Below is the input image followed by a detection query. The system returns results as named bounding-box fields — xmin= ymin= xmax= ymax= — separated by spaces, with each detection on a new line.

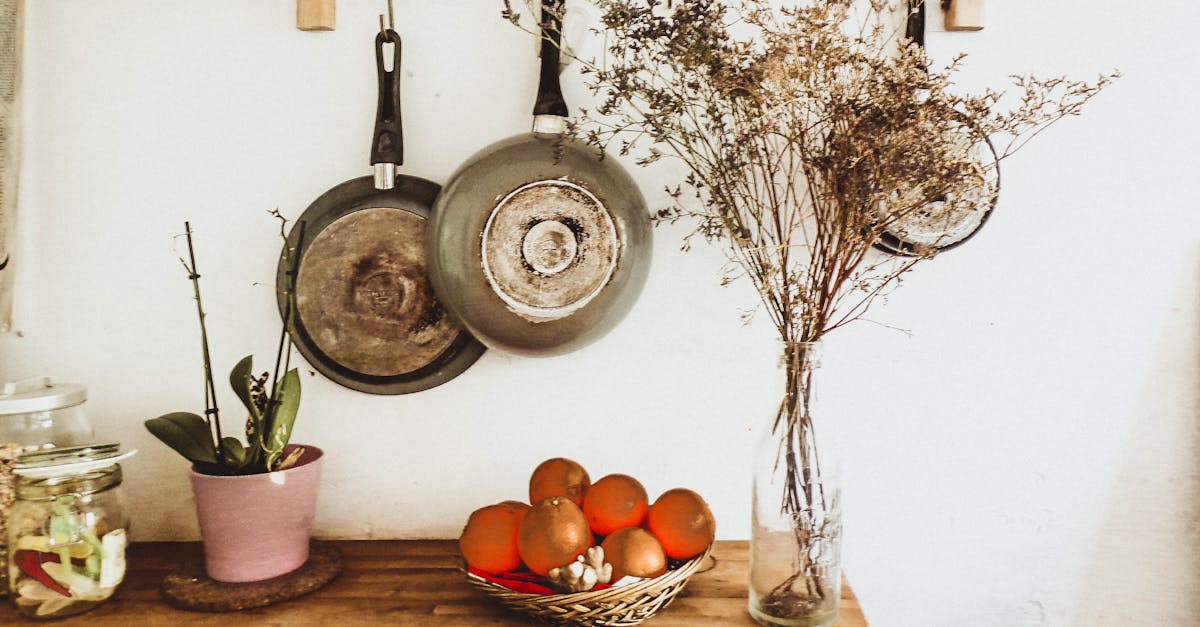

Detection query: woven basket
xmin=465 ymin=544 xmax=713 ymax=627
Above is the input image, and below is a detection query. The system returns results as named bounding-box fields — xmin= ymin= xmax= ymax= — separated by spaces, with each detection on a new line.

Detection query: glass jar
xmin=0 ymin=379 xmax=94 ymax=597
xmin=6 ymin=444 xmax=132 ymax=619
xmin=0 ymin=379 xmax=93 ymax=450
xmin=749 ymin=341 xmax=842 ymax=627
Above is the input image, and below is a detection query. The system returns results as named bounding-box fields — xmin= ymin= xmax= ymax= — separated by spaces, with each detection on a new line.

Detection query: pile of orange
xmin=460 ymin=457 xmax=716 ymax=586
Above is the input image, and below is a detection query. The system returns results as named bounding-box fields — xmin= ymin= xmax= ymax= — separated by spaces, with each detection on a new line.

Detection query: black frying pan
xmin=872 ymin=0 xmax=1000 ymax=256
xmin=425 ymin=0 xmax=652 ymax=356
xmin=277 ymin=18 xmax=484 ymax=394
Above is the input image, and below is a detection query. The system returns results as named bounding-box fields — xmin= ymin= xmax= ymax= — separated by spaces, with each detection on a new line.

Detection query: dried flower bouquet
xmin=503 ymin=0 xmax=1115 ymax=622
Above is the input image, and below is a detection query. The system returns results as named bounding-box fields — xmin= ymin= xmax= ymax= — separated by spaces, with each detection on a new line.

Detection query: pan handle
xmin=532 ymin=0 xmax=568 ymax=125
xmin=372 ymin=28 xmax=404 ymax=188
xmin=906 ymin=0 xmax=926 ymax=48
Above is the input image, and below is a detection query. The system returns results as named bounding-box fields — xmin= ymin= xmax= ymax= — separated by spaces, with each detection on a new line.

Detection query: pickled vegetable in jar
xmin=6 ymin=444 xmax=135 ymax=619
xmin=0 ymin=379 xmax=95 ymax=597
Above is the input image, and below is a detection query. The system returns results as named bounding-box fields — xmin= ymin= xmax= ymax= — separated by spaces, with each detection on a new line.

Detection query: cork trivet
xmin=161 ymin=541 xmax=342 ymax=612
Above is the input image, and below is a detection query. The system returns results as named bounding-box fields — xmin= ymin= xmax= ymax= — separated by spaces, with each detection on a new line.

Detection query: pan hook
xmin=379 ymin=0 xmax=395 ymax=36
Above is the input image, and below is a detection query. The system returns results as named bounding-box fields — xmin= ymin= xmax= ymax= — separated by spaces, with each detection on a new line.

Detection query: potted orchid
xmin=144 ymin=217 xmax=323 ymax=583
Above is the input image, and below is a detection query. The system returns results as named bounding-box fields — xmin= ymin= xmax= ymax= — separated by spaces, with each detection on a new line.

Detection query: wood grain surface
xmin=0 ymin=540 xmax=869 ymax=626
xmin=296 ymin=0 xmax=335 ymax=31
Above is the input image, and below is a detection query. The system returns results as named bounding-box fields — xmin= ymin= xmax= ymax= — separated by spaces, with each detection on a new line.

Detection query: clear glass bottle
xmin=0 ymin=379 xmax=95 ymax=598
xmin=749 ymin=341 xmax=842 ymax=627
xmin=6 ymin=445 xmax=131 ymax=619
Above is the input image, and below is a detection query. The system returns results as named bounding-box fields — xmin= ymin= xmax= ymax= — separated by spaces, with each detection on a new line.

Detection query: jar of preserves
xmin=0 ymin=379 xmax=94 ymax=597
xmin=6 ymin=444 xmax=135 ymax=619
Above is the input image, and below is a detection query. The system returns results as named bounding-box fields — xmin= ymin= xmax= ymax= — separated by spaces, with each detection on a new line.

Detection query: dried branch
xmin=529 ymin=0 xmax=1115 ymax=346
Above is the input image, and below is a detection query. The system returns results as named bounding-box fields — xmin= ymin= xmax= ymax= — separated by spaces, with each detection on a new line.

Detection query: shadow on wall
xmin=1072 ymin=246 xmax=1200 ymax=624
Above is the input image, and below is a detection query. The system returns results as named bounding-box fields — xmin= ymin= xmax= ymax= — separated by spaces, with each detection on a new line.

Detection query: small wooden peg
xmin=944 ymin=0 xmax=984 ymax=31
xmin=297 ymin=0 xmax=336 ymax=31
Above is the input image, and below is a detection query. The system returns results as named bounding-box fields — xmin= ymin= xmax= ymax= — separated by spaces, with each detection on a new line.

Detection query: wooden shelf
xmin=0 ymin=540 xmax=869 ymax=625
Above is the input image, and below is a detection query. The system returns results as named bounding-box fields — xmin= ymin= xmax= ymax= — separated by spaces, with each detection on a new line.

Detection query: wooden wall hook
xmin=298 ymin=0 xmax=336 ymax=31
xmin=944 ymin=0 xmax=984 ymax=31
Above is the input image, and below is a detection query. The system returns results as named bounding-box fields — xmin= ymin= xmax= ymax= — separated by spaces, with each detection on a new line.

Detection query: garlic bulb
xmin=546 ymin=546 xmax=613 ymax=593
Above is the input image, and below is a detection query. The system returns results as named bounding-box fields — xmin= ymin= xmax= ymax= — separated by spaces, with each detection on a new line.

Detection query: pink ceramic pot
xmin=189 ymin=446 xmax=324 ymax=582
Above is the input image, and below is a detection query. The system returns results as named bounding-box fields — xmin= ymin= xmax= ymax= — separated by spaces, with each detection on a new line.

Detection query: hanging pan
xmin=873 ymin=0 xmax=1000 ymax=256
xmin=277 ymin=9 xmax=484 ymax=394
xmin=425 ymin=0 xmax=652 ymax=357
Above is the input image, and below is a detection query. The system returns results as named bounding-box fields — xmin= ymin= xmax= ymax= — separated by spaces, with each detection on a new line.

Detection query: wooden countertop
xmin=0 ymin=540 xmax=869 ymax=625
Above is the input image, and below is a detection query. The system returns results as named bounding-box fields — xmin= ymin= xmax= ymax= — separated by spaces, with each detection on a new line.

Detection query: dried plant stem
xmin=180 ymin=222 xmax=223 ymax=462
xmin=263 ymin=212 xmax=302 ymax=456
xmin=763 ymin=342 xmax=833 ymax=616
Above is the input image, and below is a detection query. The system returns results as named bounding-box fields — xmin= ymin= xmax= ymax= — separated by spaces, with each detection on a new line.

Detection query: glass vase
xmin=749 ymin=341 xmax=842 ymax=627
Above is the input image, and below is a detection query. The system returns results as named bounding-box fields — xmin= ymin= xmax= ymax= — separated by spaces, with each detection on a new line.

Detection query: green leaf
xmin=229 ymin=355 xmax=261 ymax=423
xmin=219 ymin=437 xmax=247 ymax=469
xmin=264 ymin=368 xmax=302 ymax=470
xmin=144 ymin=412 xmax=218 ymax=464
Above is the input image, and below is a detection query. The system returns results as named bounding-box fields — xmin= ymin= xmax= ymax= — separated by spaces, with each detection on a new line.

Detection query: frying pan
xmin=872 ymin=0 xmax=1000 ymax=256
xmin=425 ymin=0 xmax=652 ymax=357
xmin=277 ymin=17 xmax=484 ymax=394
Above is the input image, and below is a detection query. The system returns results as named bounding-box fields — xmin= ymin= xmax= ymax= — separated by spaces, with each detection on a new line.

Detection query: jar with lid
xmin=6 ymin=444 xmax=134 ymax=619
xmin=0 ymin=379 xmax=95 ymax=598
xmin=0 ymin=379 xmax=93 ymax=451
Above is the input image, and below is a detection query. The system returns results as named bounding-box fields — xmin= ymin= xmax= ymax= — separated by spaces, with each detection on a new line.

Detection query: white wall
xmin=1 ymin=1 xmax=1195 ymax=625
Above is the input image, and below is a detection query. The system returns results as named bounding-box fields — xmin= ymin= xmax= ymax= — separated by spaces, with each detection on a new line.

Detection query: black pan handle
xmin=372 ymin=29 xmax=404 ymax=167
xmin=533 ymin=0 xmax=568 ymax=118
xmin=906 ymin=0 xmax=926 ymax=48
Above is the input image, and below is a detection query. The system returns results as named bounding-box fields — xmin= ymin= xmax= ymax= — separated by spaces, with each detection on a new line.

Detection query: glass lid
xmin=13 ymin=443 xmax=136 ymax=478
xmin=0 ymin=378 xmax=87 ymax=415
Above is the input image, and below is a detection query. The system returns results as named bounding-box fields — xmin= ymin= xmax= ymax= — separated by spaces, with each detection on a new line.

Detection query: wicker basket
xmin=465 ymin=544 xmax=713 ymax=627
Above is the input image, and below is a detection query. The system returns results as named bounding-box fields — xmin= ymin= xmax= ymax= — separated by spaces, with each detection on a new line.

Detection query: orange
xmin=582 ymin=474 xmax=649 ymax=536
xmin=459 ymin=500 xmax=530 ymax=573
xmin=646 ymin=488 xmax=716 ymax=559
xmin=529 ymin=457 xmax=591 ymax=507
xmin=600 ymin=527 xmax=667 ymax=581
xmin=517 ymin=496 xmax=592 ymax=575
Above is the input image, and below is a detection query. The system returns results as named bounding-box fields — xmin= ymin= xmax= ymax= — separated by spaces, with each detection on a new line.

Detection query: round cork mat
xmin=161 ymin=541 xmax=343 ymax=612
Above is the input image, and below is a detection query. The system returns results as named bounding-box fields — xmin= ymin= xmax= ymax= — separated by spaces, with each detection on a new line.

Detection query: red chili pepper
xmin=468 ymin=566 xmax=556 ymax=595
xmin=14 ymin=550 xmax=72 ymax=598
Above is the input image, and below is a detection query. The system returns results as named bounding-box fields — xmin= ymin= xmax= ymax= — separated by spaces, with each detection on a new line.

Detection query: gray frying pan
xmin=425 ymin=0 xmax=652 ymax=356
xmin=277 ymin=19 xmax=484 ymax=394
xmin=873 ymin=0 xmax=1000 ymax=256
